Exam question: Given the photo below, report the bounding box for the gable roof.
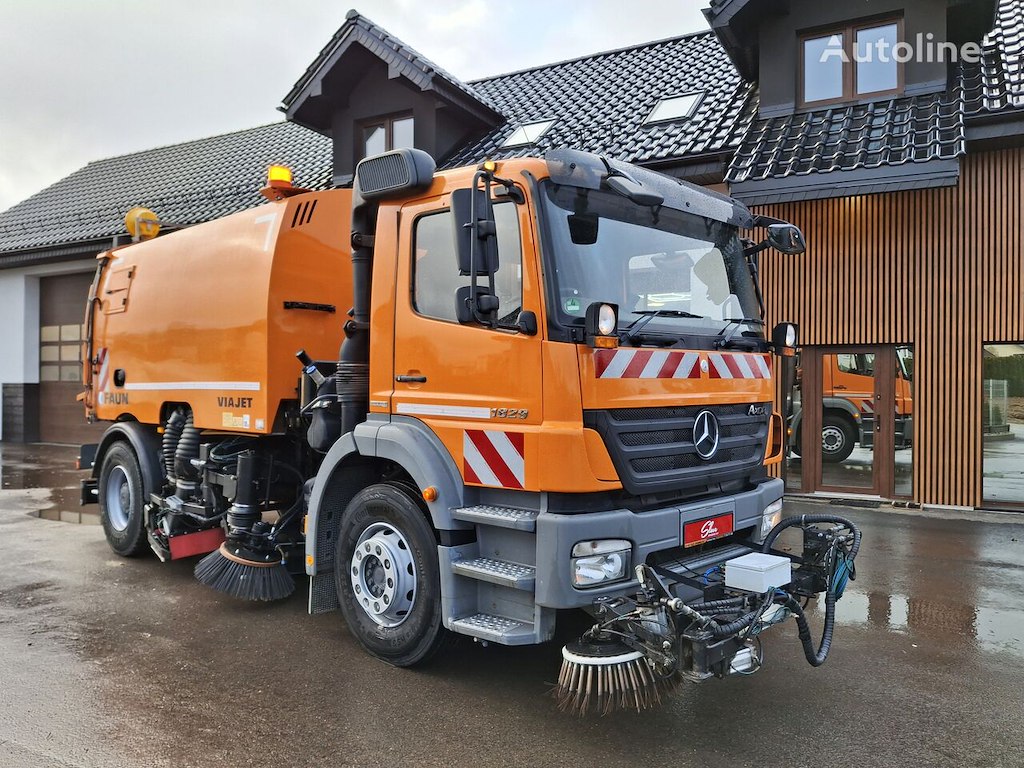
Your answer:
[0,122,331,259]
[446,30,756,169]
[283,10,502,132]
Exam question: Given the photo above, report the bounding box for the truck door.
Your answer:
[390,192,543,491]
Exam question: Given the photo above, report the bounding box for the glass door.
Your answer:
[797,346,898,496]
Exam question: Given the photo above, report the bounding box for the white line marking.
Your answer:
[735,354,756,379]
[487,431,525,485]
[600,350,632,379]
[254,212,279,253]
[396,403,491,419]
[463,434,500,486]
[640,351,669,379]
[753,355,772,378]
[123,381,261,391]
[674,352,699,378]
[710,354,732,378]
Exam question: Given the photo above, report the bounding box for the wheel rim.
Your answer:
[350,521,416,628]
[821,426,846,455]
[104,465,132,532]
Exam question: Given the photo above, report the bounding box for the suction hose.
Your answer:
[161,409,186,480]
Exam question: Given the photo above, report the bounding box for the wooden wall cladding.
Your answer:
[757,149,1024,507]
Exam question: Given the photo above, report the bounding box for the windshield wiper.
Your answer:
[716,317,765,349]
[622,310,707,345]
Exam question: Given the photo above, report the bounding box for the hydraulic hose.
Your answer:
[780,593,835,667]
[761,514,862,559]
[760,513,861,667]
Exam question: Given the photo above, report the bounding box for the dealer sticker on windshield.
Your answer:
[684,512,734,548]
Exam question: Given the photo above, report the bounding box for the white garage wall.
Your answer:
[0,258,98,440]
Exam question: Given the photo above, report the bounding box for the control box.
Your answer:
[724,553,792,593]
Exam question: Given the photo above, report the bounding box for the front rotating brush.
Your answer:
[553,639,682,715]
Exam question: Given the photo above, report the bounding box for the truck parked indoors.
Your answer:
[79,149,860,713]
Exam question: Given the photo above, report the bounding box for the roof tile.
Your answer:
[0,122,331,254]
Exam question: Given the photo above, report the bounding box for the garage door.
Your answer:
[39,272,105,444]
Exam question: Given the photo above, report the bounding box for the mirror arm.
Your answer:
[468,170,498,327]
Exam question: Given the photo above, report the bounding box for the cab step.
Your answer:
[452,557,535,590]
[450,613,537,645]
[451,505,538,531]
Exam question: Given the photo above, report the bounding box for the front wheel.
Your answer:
[821,414,857,463]
[335,483,449,667]
[98,442,148,557]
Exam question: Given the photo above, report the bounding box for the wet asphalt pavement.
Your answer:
[1,444,1023,768]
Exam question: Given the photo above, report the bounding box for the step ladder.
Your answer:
[441,505,555,645]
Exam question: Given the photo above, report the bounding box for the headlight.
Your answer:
[571,539,631,588]
[753,499,784,544]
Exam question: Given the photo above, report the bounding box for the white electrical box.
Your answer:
[724,553,792,593]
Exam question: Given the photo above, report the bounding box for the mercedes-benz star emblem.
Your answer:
[693,410,720,460]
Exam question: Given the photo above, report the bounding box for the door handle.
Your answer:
[396,374,427,383]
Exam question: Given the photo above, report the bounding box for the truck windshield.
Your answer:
[539,181,760,340]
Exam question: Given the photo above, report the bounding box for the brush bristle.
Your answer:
[194,547,295,602]
[552,643,682,715]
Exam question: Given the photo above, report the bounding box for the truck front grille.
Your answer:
[584,404,769,496]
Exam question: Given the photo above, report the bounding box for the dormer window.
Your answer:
[800,19,903,107]
[501,119,555,147]
[361,114,414,159]
[645,92,703,124]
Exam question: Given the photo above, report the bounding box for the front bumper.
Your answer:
[534,478,783,608]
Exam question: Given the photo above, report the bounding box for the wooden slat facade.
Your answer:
[758,148,1024,507]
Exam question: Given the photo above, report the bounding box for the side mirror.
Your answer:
[455,285,499,324]
[767,223,806,255]
[567,213,599,245]
[451,187,499,276]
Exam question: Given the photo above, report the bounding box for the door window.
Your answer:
[412,202,522,326]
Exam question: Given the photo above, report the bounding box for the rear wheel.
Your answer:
[335,483,449,667]
[98,442,148,557]
[821,414,857,463]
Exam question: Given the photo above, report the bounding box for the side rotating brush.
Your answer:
[193,451,295,602]
[194,542,294,601]
[553,639,682,715]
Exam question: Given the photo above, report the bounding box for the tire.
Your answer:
[98,442,149,557]
[335,483,450,667]
[821,414,857,463]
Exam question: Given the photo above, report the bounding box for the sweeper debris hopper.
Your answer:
[553,514,861,715]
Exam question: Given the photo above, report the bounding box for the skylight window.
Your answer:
[501,119,555,147]
[645,93,703,124]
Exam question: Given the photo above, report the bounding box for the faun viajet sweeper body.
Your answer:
[79,148,861,714]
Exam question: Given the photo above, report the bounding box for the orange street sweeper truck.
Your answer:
[80,148,861,714]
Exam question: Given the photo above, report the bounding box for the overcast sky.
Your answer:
[0,1,709,212]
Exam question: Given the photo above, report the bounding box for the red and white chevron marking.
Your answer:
[707,352,772,379]
[463,430,525,489]
[96,347,110,403]
[594,349,701,379]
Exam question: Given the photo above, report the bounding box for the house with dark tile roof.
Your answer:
[1,1,1022,510]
